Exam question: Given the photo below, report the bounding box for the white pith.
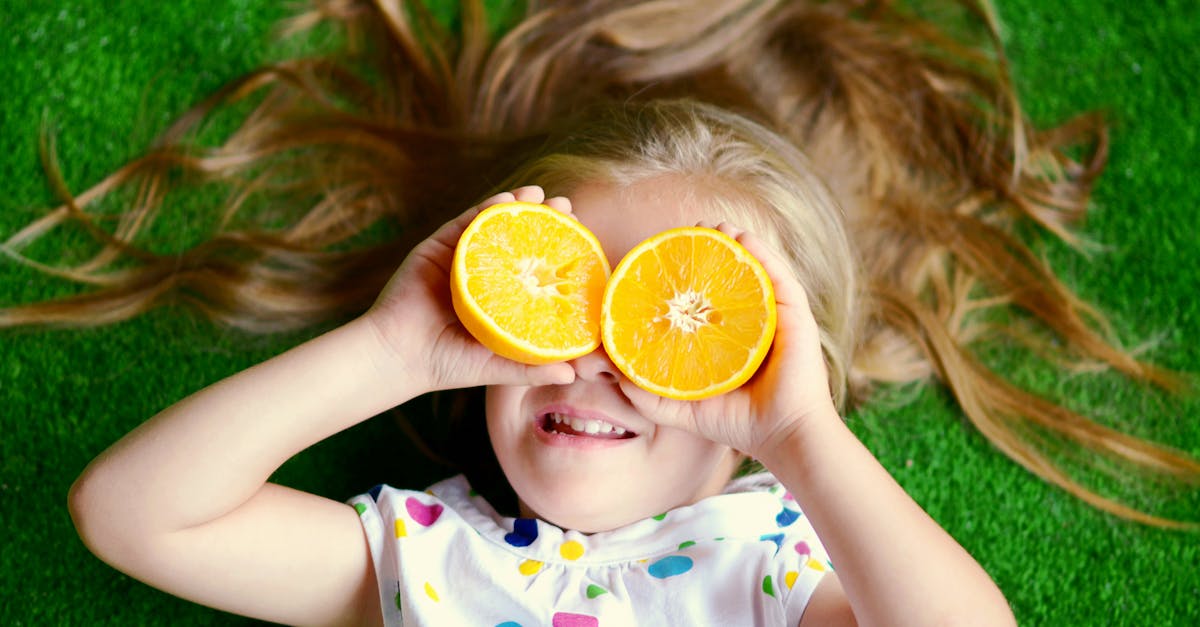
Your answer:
[660,289,714,333]
[514,257,565,297]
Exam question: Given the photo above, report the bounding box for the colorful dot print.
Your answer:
[560,540,585,561]
[794,541,811,558]
[775,507,800,527]
[362,476,827,625]
[647,555,693,579]
[405,498,443,526]
[504,518,539,547]
[552,611,599,627]
[760,533,784,554]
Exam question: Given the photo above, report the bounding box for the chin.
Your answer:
[515,478,653,533]
[536,505,636,534]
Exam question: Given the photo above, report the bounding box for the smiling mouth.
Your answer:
[539,412,637,439]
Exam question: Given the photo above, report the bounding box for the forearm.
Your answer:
[70,315,419,537]
[759,408,1015,627]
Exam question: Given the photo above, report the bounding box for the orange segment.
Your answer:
[451,201,611,365]
[602,227,777,400]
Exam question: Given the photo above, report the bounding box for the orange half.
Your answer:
[601,227,777,400]
[451,202,611,365]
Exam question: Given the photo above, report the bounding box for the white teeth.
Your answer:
[547,413,629,436]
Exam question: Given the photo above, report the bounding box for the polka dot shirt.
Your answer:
[349,473,831,626]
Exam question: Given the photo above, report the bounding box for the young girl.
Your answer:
[68,98,1017,625]
[6,0,1197,624]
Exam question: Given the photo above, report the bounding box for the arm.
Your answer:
[69,317,413,626]
[68,187,575,626]
[617,222,1015,627]
[759,408,1014,627]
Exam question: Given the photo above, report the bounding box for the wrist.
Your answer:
[754,402,844,472]
[348,313,432,401]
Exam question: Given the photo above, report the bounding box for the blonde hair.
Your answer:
[501,100,859,409]
[2,0,1196,527]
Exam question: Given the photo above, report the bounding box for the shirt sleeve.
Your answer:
[772,504,833,626]
[348,486,404,626]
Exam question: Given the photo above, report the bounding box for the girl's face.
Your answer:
[486,177,742,533]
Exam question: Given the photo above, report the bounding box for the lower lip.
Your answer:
[533,421,637,449]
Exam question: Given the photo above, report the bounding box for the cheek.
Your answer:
[484,385,524,445]
[666,429,726,457]
[655,431,738,482]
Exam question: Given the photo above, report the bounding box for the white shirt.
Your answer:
[349,473,831,626]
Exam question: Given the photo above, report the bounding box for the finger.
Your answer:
[617,378,661,418]
[711,223,820,344]
[616,378,694,432]
[477,191,517,210]
[487,357,576,387]
[729,228,811,312]
[714,221,744,239]
[544,196,573,215]
[526,362,577,386]
[709,221,804,304]
[733,231,825,364]
[432,188,537,249]
[428,202,491,249]
[511,185,546,204]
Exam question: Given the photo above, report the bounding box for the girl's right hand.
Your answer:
[363,185,577,393]
[604,221,839,462]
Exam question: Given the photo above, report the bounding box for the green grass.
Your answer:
[2,1,1198,624]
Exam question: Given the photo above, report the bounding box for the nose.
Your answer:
[570,348,620,383]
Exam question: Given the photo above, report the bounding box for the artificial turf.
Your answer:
[1,1,1197,624]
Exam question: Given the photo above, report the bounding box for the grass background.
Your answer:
[1,0,1197,624]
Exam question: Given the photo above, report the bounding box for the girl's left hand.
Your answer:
[614,222,840,461]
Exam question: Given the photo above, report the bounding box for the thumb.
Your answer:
[617,378,693,432]
[485,358,576,387]
[527,362,578,386]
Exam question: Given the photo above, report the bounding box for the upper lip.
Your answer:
[535,403,640,435]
